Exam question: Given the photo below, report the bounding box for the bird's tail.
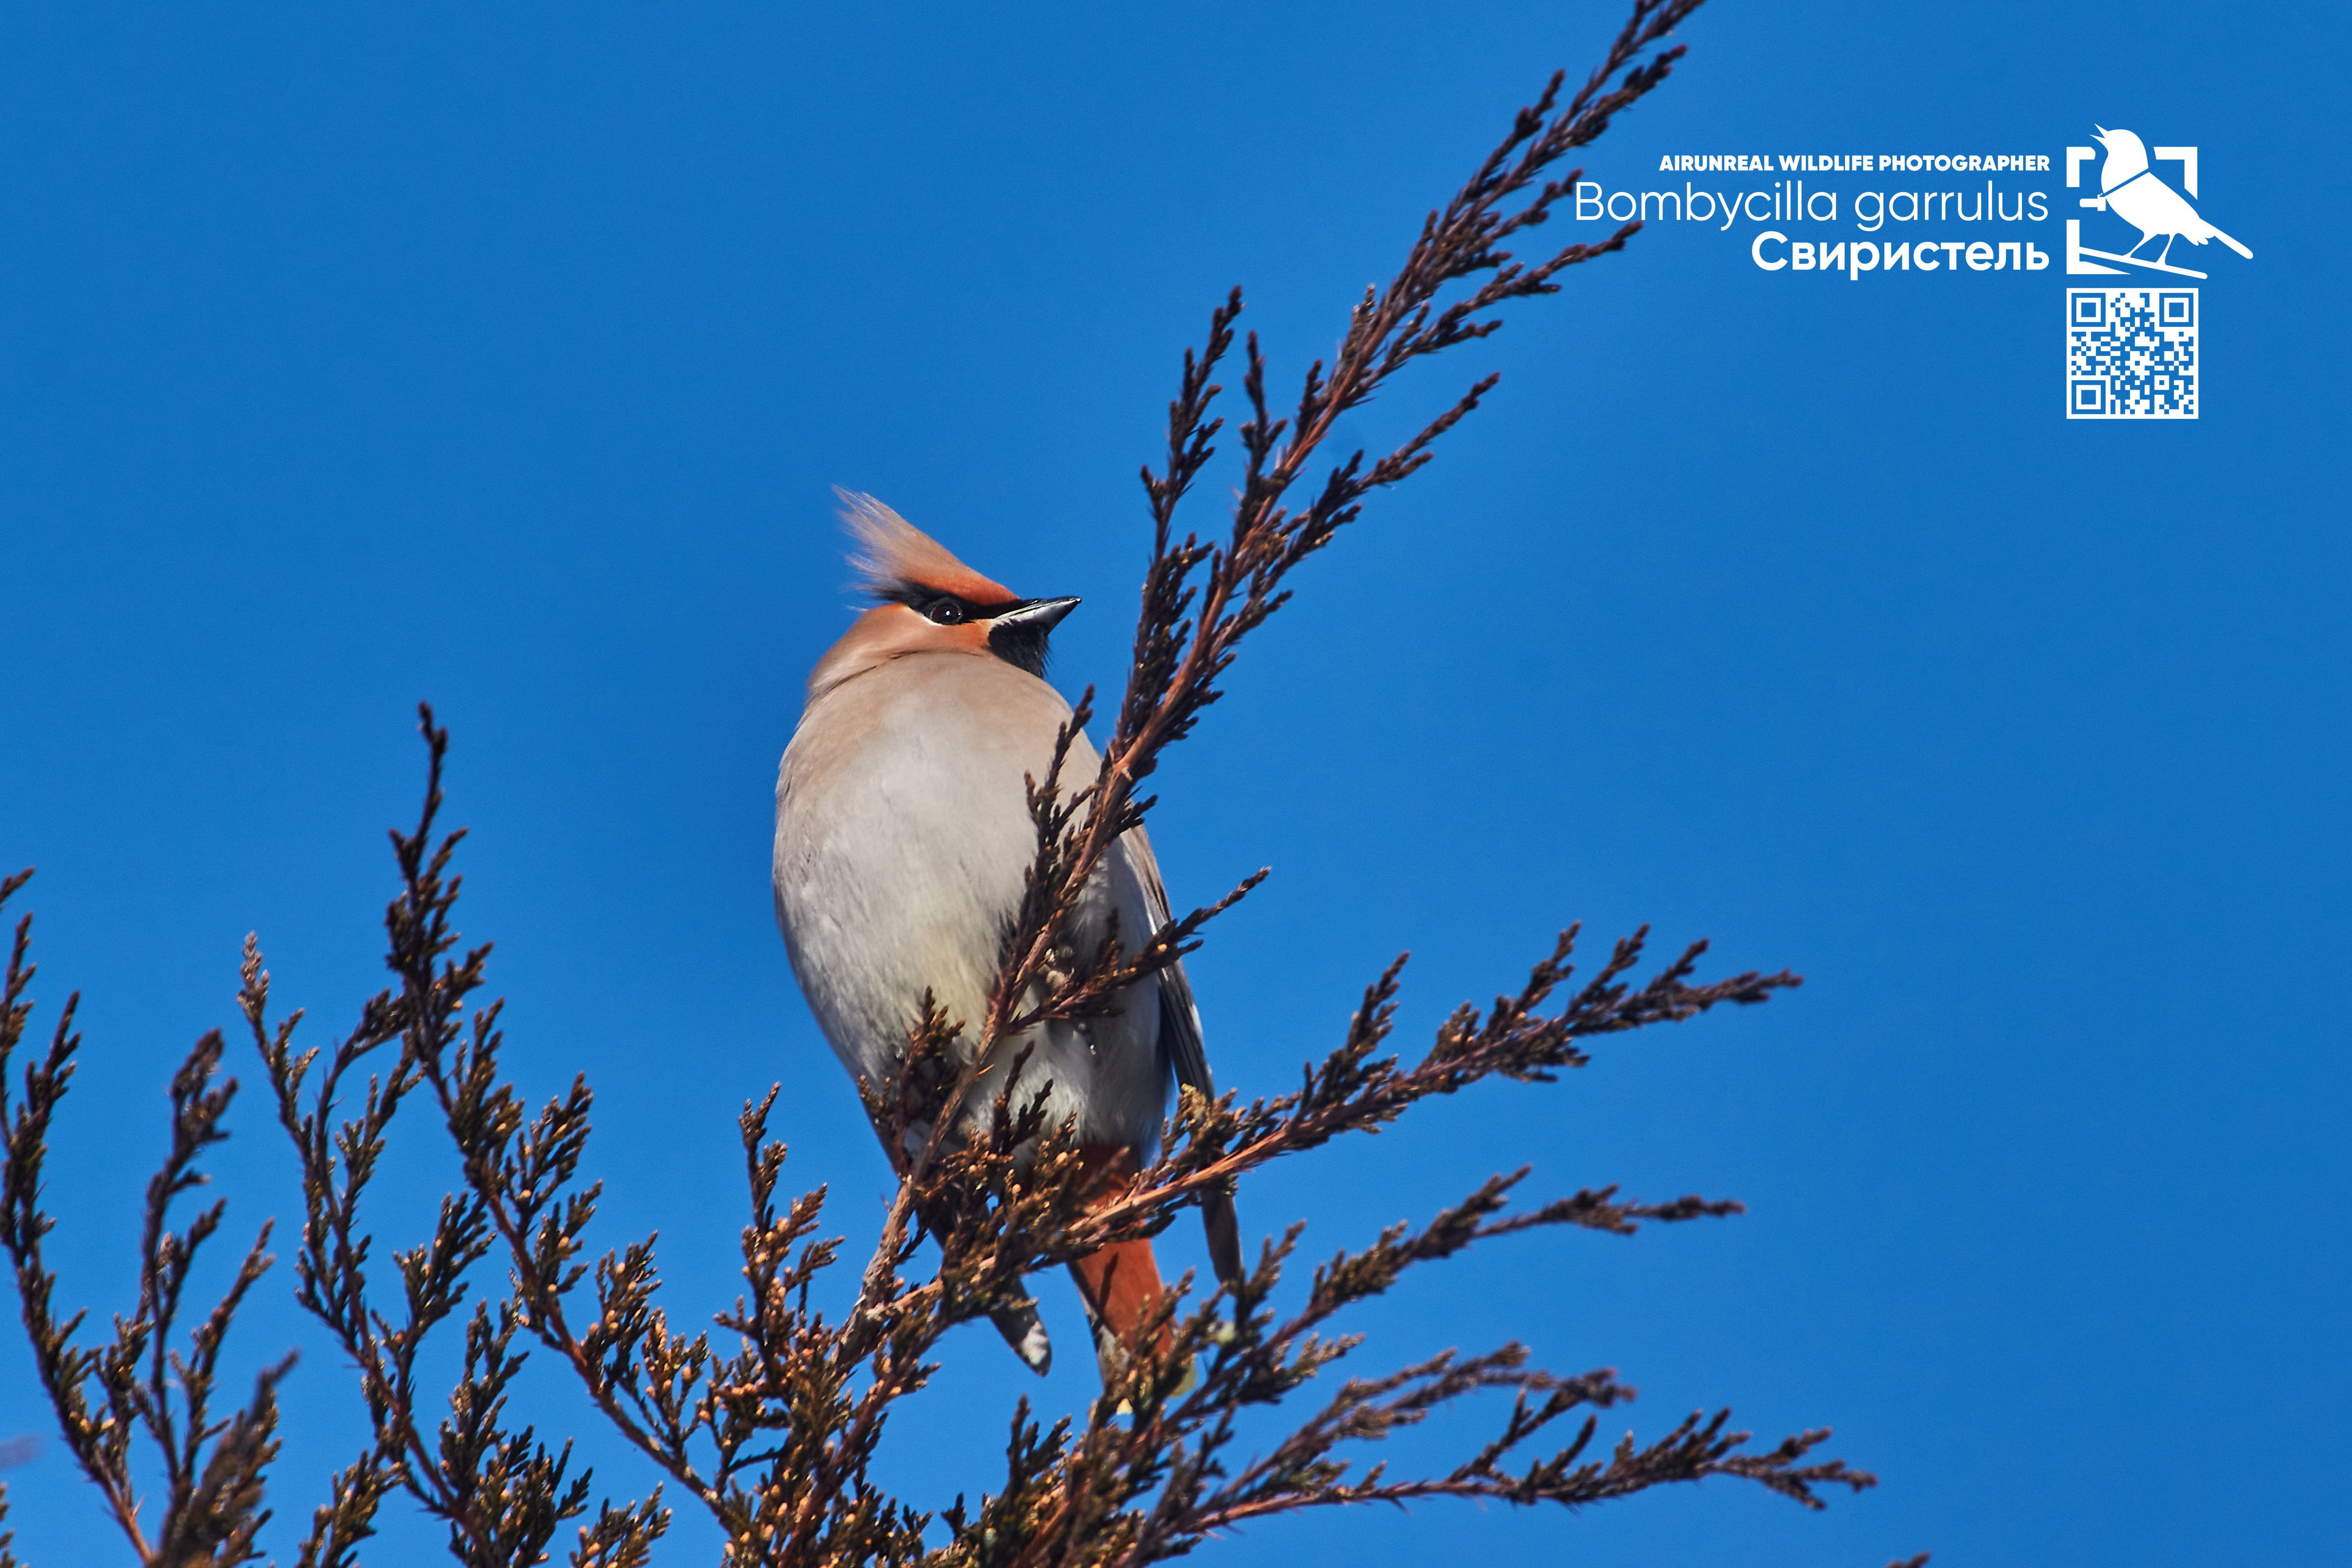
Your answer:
[2207,223,2252,259]
[1067,1142,1192,1396]
[1070,1237,1177,1393]
[988,1299,1053,1375]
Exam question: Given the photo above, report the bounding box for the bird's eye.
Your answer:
[925,599,965,625]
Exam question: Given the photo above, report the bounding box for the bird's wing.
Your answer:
[1126,830,1213,1092]
[2134,182,2251,254]
[1122,825,1246,1290]
[2130,180,2204,235]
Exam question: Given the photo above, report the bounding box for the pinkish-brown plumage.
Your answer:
[839,489,1017,607]
[774,494,1241,1388]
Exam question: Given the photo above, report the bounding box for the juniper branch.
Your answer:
[0,871,293,1567]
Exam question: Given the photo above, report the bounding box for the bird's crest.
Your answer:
[834,489,1017,606]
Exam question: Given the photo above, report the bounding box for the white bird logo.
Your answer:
[2079,126,2252,270]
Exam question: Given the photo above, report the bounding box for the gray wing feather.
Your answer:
[1127,828,1246,1290]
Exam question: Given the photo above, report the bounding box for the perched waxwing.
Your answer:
[772,492,1243,1388]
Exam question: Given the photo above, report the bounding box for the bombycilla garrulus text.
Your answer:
[772,493,1242,1388]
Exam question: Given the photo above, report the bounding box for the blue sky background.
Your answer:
[2,2,2344,1564]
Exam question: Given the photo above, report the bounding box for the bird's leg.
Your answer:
[2156,231,2177,267]
[2122,231,2154,258]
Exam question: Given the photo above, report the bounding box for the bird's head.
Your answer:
[805,490,1080,697]
[2092,126,2150,178]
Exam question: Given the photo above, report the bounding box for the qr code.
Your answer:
[2066,288,2197,418]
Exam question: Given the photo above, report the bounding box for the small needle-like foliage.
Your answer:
[0,3,1929,1564]
[0,872,291,1567]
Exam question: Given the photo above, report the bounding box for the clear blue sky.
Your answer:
[2,2,2343,1564]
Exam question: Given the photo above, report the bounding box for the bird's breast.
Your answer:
[771,653,1166,1150]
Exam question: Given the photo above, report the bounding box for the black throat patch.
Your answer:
[986,616,1052,678]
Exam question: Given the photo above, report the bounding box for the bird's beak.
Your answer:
[996,596,1080,634]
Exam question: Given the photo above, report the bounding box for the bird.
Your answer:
[772,491,1243,1389]
[2082,126,2252,267]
